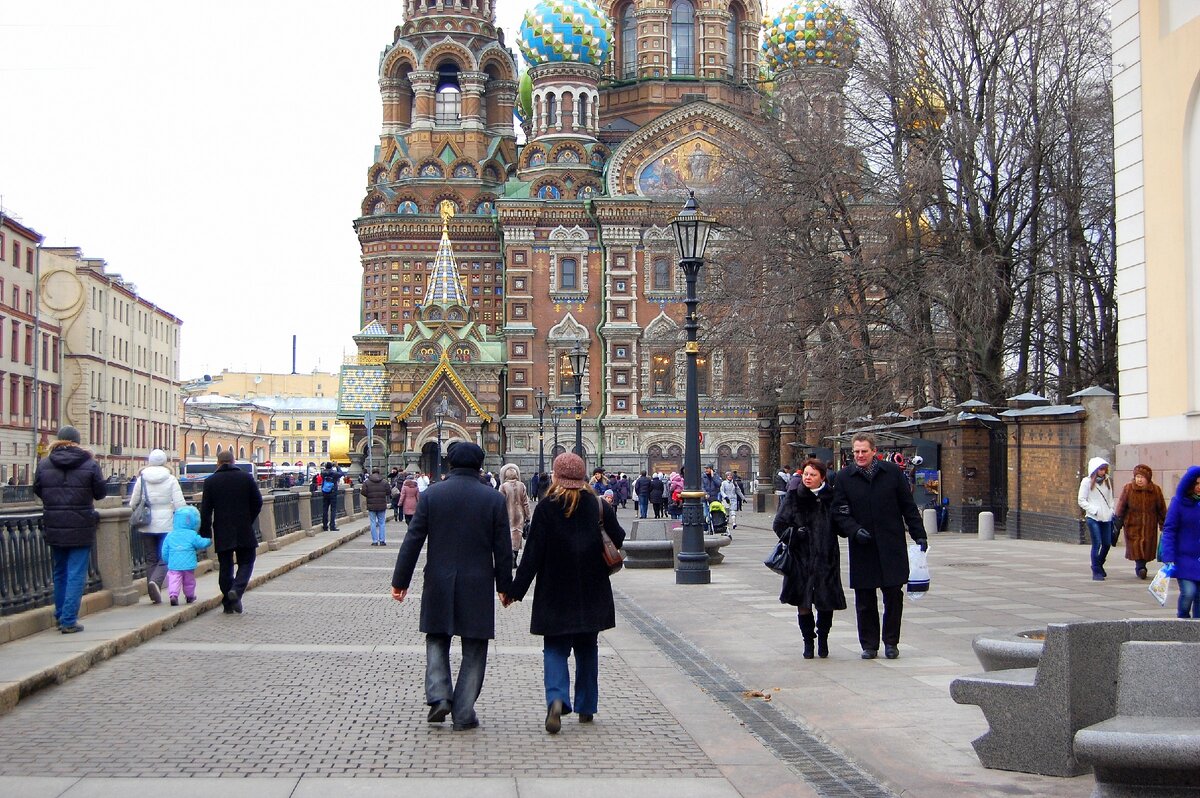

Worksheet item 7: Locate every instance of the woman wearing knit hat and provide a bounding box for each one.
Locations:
[1114,464,1167,580]
[507,451,626,734]
[129,449,187,603]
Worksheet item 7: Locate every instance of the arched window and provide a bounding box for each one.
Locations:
[620,4,637,79]
[546,93,558,127]
[671,0,695,76]
[239,447,246,459]
[435,64,461,125]
[188,442,196,456]
[203,443,210,458]
[652,257,671,290]
[560,257,578,290]
[726,7,740,78]
[577,93,588,128]
[216,444,223,455]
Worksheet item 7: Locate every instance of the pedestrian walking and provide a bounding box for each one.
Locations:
[390,441,512,731]
[198,449,263,614]
[702,466,721,503]
[773,459,846,659]
[318,461,342,531]
[499,463,531,568]
[649,474,665,518]
[160,506,210,605]
[732,471,745,511]
[634,471,652,518]
[32,426,107,634]
[506,451,626,733]
[362,467,392,546]
[398,475,420,526]
[128,448,186,604]
[1161,465,1200,618]
[832,433,928,660]
[1114,463,1168,580]
[589,468,607,495]
[719,471,745,530]
[1078,457,1116,580]
[417,471,430,492]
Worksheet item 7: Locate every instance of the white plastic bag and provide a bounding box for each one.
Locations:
[1148,565,1173,607]
[907,543,930,600]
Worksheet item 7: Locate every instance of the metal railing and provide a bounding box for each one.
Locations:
[0,513,101,616]
[309,493,323,527]
[272,493,301,534]
[350,488,361,514]
[1,485,35,504]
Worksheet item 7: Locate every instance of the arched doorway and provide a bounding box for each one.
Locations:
[421,440,442,479]
[647,444,682,476]
[717,443,753,478]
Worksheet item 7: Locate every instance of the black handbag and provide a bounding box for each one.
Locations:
[764,528,794,576]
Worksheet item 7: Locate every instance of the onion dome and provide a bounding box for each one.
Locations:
[518,0,610,68]
[762,0,859,72]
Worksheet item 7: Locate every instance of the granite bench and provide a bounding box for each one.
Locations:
[1074,641,1200,797]
[949,619,1200,777]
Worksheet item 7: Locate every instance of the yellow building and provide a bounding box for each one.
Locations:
[178,394,272,465]
[200,369,339,400]
[1112,1,1200,490]
[255,396,337,470]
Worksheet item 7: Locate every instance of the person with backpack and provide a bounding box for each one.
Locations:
[634,471,652,519]
[319,461,342,532]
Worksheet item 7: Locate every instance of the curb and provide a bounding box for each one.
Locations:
[0,524,365,716]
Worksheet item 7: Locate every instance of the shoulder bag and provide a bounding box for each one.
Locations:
[764,528,794,576]
[597,496,626,575]
[129,479,152,530]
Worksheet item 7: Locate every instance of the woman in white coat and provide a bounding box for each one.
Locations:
[1077,456,1116,581]
[129,449,187,602]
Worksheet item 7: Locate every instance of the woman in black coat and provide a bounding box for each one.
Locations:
[772,459,846,659]
[649,475,665,518]
[508,451,626,734]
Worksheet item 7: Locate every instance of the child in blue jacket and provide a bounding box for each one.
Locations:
[160,506,210,606]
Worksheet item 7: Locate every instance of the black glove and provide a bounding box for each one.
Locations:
[918,538,929,552]
[854,528,872,544]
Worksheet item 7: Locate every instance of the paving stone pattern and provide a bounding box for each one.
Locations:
[0,538,719,778]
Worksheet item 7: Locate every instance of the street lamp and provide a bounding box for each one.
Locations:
[671,190,714,585]
[551,407,561,458]
[434,397,448,480]
[568,341,588,462]
[535,387,548,478]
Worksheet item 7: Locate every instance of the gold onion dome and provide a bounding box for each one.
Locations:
[761,0,859,72]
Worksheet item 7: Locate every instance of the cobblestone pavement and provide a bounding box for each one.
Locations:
[0,531,718,779]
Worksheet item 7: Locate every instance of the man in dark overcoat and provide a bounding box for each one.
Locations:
[832,433,928,660]
[391,441,512,731]
[199,449,263,614]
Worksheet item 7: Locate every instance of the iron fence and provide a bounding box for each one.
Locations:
[338,491,350,519]
[1,485,35,504]
[130,522,149,581]
[309,493,323,527]
[0,513,101,616]
[351,488,361,514]
[272,492,301,535]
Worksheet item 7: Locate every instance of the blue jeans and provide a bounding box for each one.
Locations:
[1086,518,1112,576]
[426,634,488,727]
[51,545,91,628]
[638,495,648,518]
[543,631,599,716]
[1178,578,1200,619]
[369,510,387,543]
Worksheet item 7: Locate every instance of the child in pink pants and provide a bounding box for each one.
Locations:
[160,505,210,606]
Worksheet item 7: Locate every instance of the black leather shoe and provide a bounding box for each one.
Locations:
[226,590,243,614]
[427,700,452,723]
[545,699,563,734]
[452,719,479,731]
[60,623,84,634]
[884,644,899,659]
[861,649,878,660]
[579,713,594,723]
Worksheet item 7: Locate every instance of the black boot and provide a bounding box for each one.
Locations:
[816,610,833,659]
[798,613,816,659]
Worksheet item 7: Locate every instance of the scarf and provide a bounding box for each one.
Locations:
[856,461,878,481]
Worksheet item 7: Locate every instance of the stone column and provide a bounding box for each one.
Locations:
[756,404,776,484]
[410,70,437,130]
[697,9,731,80]
[638,8,671,78]
[259,494,280,551]
[96,507,139,606]
[777,404,799,471]
[293,486,314,534]
[487,79,518,138]
[459,73,487,132]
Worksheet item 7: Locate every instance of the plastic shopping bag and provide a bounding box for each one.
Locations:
[1148,564,1174,607]
[907,543,930,600]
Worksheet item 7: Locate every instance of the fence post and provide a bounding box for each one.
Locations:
[341,487,353,520]
[259,494,279,551]
[96,507,139,606]
[293,487,314,534]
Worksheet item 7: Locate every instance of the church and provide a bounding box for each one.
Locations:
[336,0,860,479]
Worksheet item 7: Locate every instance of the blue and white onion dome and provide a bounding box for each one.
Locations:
[518,0,611,68]
[762,0,859,72]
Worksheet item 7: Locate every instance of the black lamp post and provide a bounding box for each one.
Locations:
[434,397,447,480]
[551,407,561,457]
[671,190,714,585]
[568,341,588,462]
[535,387,548,477]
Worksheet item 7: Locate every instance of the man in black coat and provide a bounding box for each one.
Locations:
[199,449,263,614]
[634,471,652,518]
[391,441,512,731]
[832,433,928,660]
[33,426,107,633]
[318,461,343,531]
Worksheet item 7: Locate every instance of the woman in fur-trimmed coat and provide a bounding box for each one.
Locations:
[1114,463,1167,579]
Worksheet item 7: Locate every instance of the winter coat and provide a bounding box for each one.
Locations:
[1161,465,1200,583]
[160,506,211,572]
[702,471,721,500]
[832,459,927,589]
[773,485,847,611]
[319,466,341,498]
[33,442,107,548]
[719,478,744,506]
[362,473,391,513]
[1114,467,1168,563]
[198,463,263,552]
[499,463,531,551]
[391,468,513,639]
[669,473,685,495]
[129,466,187,536]
[1077,457,1115,521]
[634,475,652,498]
[649,477,665,504]
[398,479,419,515]
[509,491,626,636]
[614,477,630,503]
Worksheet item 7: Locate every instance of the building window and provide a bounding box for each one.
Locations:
[270,420,277,430]
[282,421,290,430]
[671,0,695,76]
[577,93,588,128]
[620,3,637,78]
[652,352,674,395]
[435,65,461,125]
[652,257,671,290]
[696,353,710,395]
[559,351,577,396]
[309,440,316,453]
[283,440,289,453]
[309,420,316,431]
[322,420,329,431]
[546,93,558,127]
[203,443,210,458]
[321,440,328,453]
[560,257,577,290]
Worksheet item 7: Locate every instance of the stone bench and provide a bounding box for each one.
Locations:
[949,619,1200,777]
[1073,641,1200,797]
[622,519,730,568]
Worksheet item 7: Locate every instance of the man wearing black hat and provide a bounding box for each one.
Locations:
[33,426,107,633]
[391,440,512,731]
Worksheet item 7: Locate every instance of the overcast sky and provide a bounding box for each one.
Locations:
[0,1,526,381]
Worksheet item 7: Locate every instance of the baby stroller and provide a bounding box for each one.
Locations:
[708,501,730,537]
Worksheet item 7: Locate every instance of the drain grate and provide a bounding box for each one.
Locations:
[615,592,898,798]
